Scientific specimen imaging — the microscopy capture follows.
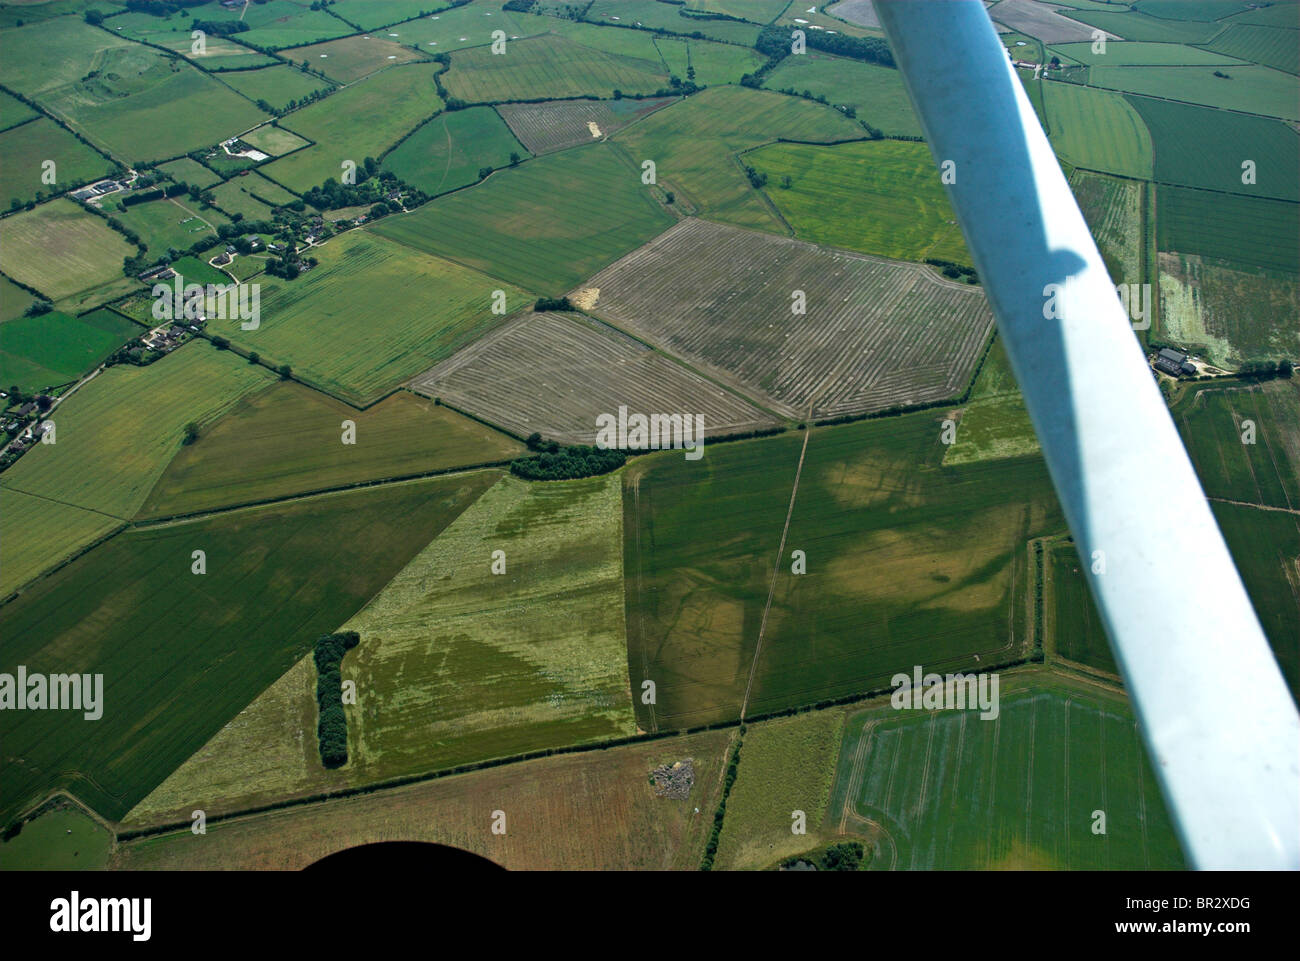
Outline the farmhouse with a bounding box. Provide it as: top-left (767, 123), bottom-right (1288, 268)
top-left (1154, 348), bottom-right (1196, 377)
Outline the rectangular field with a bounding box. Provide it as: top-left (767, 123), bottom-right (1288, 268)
top-left (0, 307), bottom-right (138, 393)
top-left (113, 726), bottom-right (732, 870)
top-left (1041, 80), bottom-right (1154, 179)
top-left (0, 345), bottom-right (273, 594)
top-left (1156, 183), bottom-right (1299, 273)
top-left (1173, 379), bottom-right (1300, 510)
top-left (1087, 64), bottom-right (1300, 119)
top-left (0, 117), bottom-right (114, 209)
top-left (614, 85), bottom-right (865, 231)
top-left (139, 384), bottom-right (525, 519)
top-left (1071, 170), bottom-right (1143, 285)
top-left (746, 139), bottom-right (973, 265)
top-left (763, 53), bottom-right (922, 137)
top-left (624, 413), bottom-right (1065, 729)
top-left (204, 229), bottom-right (530, 406)
top-left (1047, 539), bottom-right (1117, 674)
top-left (828, 676), bottom-right (1184, 869)
top-left (442, 33), bottom-right (668, 102)
top-left (373, 142), bottom-right (673, 294)
top-left (263, 64), bottom-right (443, 192)
top-left (1205, 23), bottom-right (1300, 74)
top-left (586, 0), bottom-right (763, 45)
top-left (579, 218), bottom-right (993, 419)
top-left (714, 709), bottom-right (848, 870)
top-left (281, 34), bottom-right (427, 84)
top-left (0, 472), bottom-right (496, 825)
top-left (1128, 95), bottom-right (1299, 201)
top-left (382, 106), bottom-right (527, 196)
top-left (0, 199), bottom-right (134, 301)
top-left (496, 97), bottom-right (676, 155)
top-left (217, 65), bottom-right (336, 113)
top-left (411, 310), bottom-right (779, 442)
top-left (1159, 252), bottom-right (1299, 365)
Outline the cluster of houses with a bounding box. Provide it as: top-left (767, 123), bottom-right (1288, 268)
top-left (142, 317), bottom-right (204, 354)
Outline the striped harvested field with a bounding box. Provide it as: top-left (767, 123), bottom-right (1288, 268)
top-left (496, 97), bottom-right (675, 155)
top-left (577, 219), bottom-right (994, 419)
top-left (412, 311), bottom-right (777, 442)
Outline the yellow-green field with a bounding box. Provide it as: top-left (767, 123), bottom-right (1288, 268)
top-left (122, 472), bottom-right (635, 822)
top-left (139, 384), bottom-right (525, 519)
top-left (0, 344), bottom-right (273, 594)
top-left (714, 709), bottom-right (848, 870)
top-left (747, 139), bottom-right (973, 264)
top-left (0, 199), bottom-right (134, 300)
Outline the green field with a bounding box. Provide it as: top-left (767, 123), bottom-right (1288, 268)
top-left (763, 53), bottom-right (922, 137)
top-left (1041, 81), bottom-right (1154, 180)
top-left (217, 64), bottom-right (336, 113)
top-left (114, 197), bottom-right (228, 254)
top-left (828, 676), bottom-right (1184, 869)
top-left (651, 35), bottom-right (767, 87)
top-left (157, 156), bottom-right (223, 189)
top-left (239, 124), bottom-right (311, 158)
top-left (1127, 95), bottom-right (1298, 201)
top-left (585, 0), bottom-right (763, 45)
top-left (330, 0), bottom-right (459, 31)
top-left (615, 85), bottom-right (865, 231)
top-left (624, 413), bottom-right (1065, 729)
top-left (369, 2), bottom-right (538, 52)
top-left (0, 199), bottom-right (134, 301)
top-left (382, 106), bottom-right (527, 196)
top-left (1173, 379), bottom-right (1300, 510)
top-left (210, 1), bottom-right (354, 49)
top-left (0, 804), bottom-right (112, 870)
top-left (140, 383), bottom-right (525, 519)
top-left (1213, 501), bottom-right (1300, 699)
top-left (0, 273), bottom-right (36, 322)
top-left (205, 229), bottom-right (530, 405)
top-left (262, 63), bottom-right (444, 192)
top-left (1047, 40), bottom-right (1245, 66)
top-left (209, 177), bottom-right (278, 220)
top-left (1204, 23), bottom-right (1300, 74)
top-left (0, 307), bottom-right (138, 392)
top-left (1156, 183), bottom-right (1299, 273)
top-left (0, 117), bottom-right (114, 209)
top-left (1088, 64), bottom-right (1299, 119)
top-left (1224, 1), bottom-right (1300, 27)
top-left (1047, 538), bottom-right (1117, 674)
top-left (747, 139), bottom-right (972, 264)
top-left (0, 89), bottom-right (35, 130)
top-left (0, 345), bottom-right (273, 594)
top-left (1066, 9), bottom-right (1226, 43)
top-left (714, 709), bottom-right (847, 870)
top-left (373, 142), bottom-right (674, 294)
top-left (443, 33), bottom-right (669, 102)
top-left (0, 472), bottom-right (496, 825)
top-left (750, 418), bottom-right (1061, 719)
top-left (281, 34), bottom-right (426, 84)
top-left (0, 19), bottom-right (268, 163)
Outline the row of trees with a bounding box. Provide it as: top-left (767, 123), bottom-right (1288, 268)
top-left (314, 631), bottom-right (360, 769)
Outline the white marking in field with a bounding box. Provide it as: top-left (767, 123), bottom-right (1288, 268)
top-left (587, 121), bottom-right (602, 138)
